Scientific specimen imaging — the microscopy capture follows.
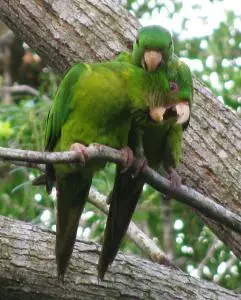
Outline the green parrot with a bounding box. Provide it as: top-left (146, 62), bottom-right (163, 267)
top-left (98, 25), bottom-right (193, 279)
top-left (44, 60), bottom-right (172, 279)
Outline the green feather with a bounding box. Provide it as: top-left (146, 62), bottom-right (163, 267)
top-left (132, 25), bottom-right (174, 67)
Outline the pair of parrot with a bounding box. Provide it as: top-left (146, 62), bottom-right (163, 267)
top-left (44, 25), bottom-right (193, 280)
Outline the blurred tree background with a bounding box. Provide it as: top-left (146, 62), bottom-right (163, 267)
top-left (0, 0), bottom-right (240, 290)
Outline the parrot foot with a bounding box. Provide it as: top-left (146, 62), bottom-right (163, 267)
top-left (132, 156), bottom-right (148, 178)
top-left (167, 167), bottom-right (181, 190)
top-left (152, 253), bottom-right (179, 270)
top-left (70, 143), bottom-right (89, 166)
top-left (120, 146), bottom-right (134, 173)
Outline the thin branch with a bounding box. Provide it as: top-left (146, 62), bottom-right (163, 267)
top-left (0, 85), bottom-right (51, 102)
top-left (197, 235), bottom-right (223, 277)
top-left (88, 187), bottom-right (175, 267)
top-left (161, 197), bottom-right (174, 260)
top-left (1, 145), bottom-right (241, 235)
top-left (10, 160), bottom-right (45, 171)
top-left (214, 254), bottom-right (238, 283)
top-left (1, 160), bottom-right (45, 172)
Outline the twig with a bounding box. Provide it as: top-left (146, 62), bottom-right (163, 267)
top-left (88, 187), bottom-right (174, 267)
top-left (214, 254), bottom-right (238, 283)
top-left (0, 145), bottom-right (241, 235)
top-left (197, 235), bottom-right (223, 277)
top-left (10, 160), bottom-right (45, 171)
top-left (0, 85), bottom-right (51, 102)
top-left (161, 197), bottom-right (174, 260)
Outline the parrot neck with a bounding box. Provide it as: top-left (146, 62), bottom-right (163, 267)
top-left (146, 68), bottom-right (170, 108)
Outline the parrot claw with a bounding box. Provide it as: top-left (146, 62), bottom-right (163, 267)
top-left (120, 147), bottom-right (134, 173)
top-left (132, 156), bottom-right (148, 178)
top-left (151, 253), bottom-right (179, 270)
top-left (70, 143), bottom-right (89, 166)
top-left (167, 167), bottom-right (181, 190)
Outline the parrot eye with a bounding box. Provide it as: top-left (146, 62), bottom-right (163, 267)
top-left (127, 41), bottom-right (133, 50)
top-left (169, 81), bottom-right (179, 93)
top-left (136, 37), bottom-right (139, 45)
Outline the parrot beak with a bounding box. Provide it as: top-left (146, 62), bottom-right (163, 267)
top-left (149, 106), bottom-right (166, 122)
top-left (176, 102), bottom-right (190, 124)
top-left (143, 50), bottom-right (163, 71)
top-left (149, 102), bottom-right (190, 124)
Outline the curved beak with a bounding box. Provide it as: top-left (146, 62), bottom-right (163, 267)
top-left (176, 102), bottom-right (190, 124)
top-left (143, 50), bottom-right (163, 71)
top-left (149, 106), bottom-right (166, 122)
top-left (149, 102), bottom-right (190, 124)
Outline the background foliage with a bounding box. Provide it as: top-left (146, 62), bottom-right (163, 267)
top-left (0, 0), bottom-right (240, 290)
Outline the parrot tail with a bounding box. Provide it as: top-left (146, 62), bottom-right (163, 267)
top-left (98, 166), bottom-right (144, 280)
top-left (55, 172), bottom-right (92, 280)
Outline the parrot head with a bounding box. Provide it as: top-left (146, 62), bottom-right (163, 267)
top-left (149, 102), bottom-right (190, 125)
top-left (132, 25), bottom-right (174, 72)
top-left (149, 81), bottom-right (191, 126)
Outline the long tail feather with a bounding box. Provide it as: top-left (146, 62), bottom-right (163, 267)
top-left (98, 166), bottom-right (144, 279)
top-left (55, 172), bottom-right (92, 280)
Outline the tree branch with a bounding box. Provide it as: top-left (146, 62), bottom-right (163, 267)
top-left (161, 197), bottom-right (174, 259)
top-left (0, 215), bottom-right (240, 300)
top-left (215, 254), bottom-right (238, 284)
top-left (1, 145), bottom-right (241, 236)
top-left (0, 0), bottom-right (240, 261)
top-left (88, 187), bottom-right (174, 267)
top-left (197, 235), bottom-right (222, 278)
top-left (0, 85), bottom-right (51, 102)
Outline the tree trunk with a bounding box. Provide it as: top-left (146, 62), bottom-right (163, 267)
top-left (0, 0), bottom-right (240, 278)
top-left (0, 216), bottom-right (240, 300)
top-left (0, 0), bottom-right (139, 73)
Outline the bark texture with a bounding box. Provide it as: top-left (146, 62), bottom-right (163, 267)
top-left (0, 216), bottom-right (240, 300)
top-left (182, 79), bottom-right (241, 257)
top-left (0, 0), bottom-right (240, 266)
top-left (0, 0), bottom-right (139, 73)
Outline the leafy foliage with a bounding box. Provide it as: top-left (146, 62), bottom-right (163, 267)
top-left (174, 10), bottom-right (241, 111)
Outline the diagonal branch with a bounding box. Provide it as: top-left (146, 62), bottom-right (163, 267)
top-left (88, 187), bottom-right (175, 267)
top-left (1, 145), bottom-right (241, 235)
top-left (197, 234), bottom-right (223, 278)
top-left (0, 85), bottom-right (51, 102)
